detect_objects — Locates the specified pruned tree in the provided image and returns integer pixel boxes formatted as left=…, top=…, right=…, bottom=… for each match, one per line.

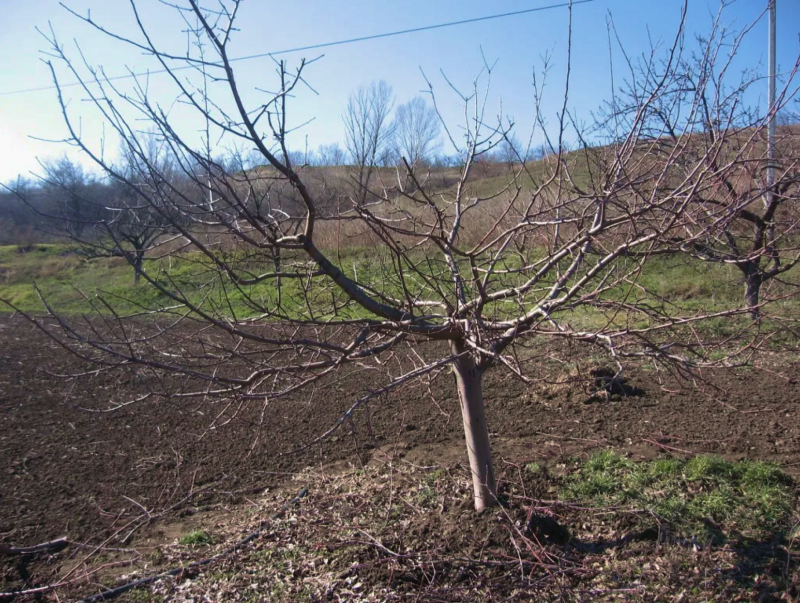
left=102, top=173, right=178, bottom=285
left=33, top=135, right=185, bottom=283
left=494, top=133, right=545, bottom=167
left=597, top=7, right=800, bottom=320
left=392, top=96, right=440, bottom=167
left=9, top=0, right=798, bottom=513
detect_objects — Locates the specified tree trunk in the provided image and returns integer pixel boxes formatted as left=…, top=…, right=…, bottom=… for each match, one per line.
left=133, top=250, right=144, bottom=285
left=452, top=340, right=497, bottom=511
left=743, top=264, right=761, bottom=321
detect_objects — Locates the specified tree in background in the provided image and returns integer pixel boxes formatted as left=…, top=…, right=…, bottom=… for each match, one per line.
left=38, top=156, right=105, bottom=239
left=392, top=96, right=440, bottom=167
left=0, top=178, right=47, bottom=247
left=19, top=137, right=186, bottom=284
left=0, top=158, right=97, bottom=247
left=494, top=133, right=527, bottom=167
left=8, top=0, right=798, bottom=512
left=597, top=9, right=800, bottom=320
left=102, top=136, right=186, bottom=284
left=343, top=80, right=395, bottom=198
left=314, top=143, right=346, bottom=167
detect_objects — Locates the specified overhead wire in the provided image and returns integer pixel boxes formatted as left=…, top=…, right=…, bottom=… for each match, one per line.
left=0, top=0, right=594, bottom=97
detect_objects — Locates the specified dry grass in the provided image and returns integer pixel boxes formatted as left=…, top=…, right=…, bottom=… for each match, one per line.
left=62, top=452, right=800, bottom=602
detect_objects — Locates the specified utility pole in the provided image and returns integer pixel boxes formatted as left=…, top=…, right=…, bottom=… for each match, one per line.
left=767, top=0, right=776, bottom=196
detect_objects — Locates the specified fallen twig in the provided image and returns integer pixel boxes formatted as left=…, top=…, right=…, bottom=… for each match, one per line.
left=0, top=537, right=68, bottom=556
left=642, top=438, right=695, bottom=458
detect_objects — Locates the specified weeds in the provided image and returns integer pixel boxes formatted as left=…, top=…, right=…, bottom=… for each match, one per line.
left=178, top=530, right=214, bottom=546
left=30, top=455, right=798, bottom=602
left=127, top=589, right=157, bottom=603
left=525, top=462, right=542, bottom=475
left=562, top=450, right=796, bottom=542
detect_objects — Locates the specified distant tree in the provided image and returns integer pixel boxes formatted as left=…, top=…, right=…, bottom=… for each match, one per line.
left=777, top=109, right=800, bottom=127
left=0, top=177, right=44, bottom=246
left=38, top=155, right=104, bottom=238
left=42, top=138, right=184, bottom=284
left=0, top=157, right=102, bottom=246
left=392, top=96, right=440, bottom=167
left=528, top=144, right=547, bottom=161
left=343, top=80, right=395, bottom=198
left=315, top=143, right=346, bottom=166
left=495, top=133, right=525, bottom=167
left=285, top=149, right=309, bottom=168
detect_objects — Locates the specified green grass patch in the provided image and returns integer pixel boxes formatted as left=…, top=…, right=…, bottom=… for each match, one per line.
left=525, top=462, right=543, bottom=475
left=127, top=589, right=157, bottom=603
left=2, top=243, right=800, bottom=345
left=562, top=450, right=796, bottom=543
left=178, top=530, right=214, bottom=546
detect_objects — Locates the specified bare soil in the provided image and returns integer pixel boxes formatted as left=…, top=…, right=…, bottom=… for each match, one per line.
left=1, top=313, right=799, bottom=600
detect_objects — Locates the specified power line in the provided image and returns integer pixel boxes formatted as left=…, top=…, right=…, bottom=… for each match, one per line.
left=0, top=0, right=594, bottom=98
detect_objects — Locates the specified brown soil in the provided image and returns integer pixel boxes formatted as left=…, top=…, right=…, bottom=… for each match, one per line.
left=1, top=313, right=799, bottom=600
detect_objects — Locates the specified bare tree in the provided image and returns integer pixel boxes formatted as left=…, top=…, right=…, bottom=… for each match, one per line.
left=598, top=8, right=800, bottom=320
left=495, top=132, right=538, bottom=168
left=9, top=1, right=797, bottom=513
left=343, top=80, right=395, bottom=197
left=35, top=136, right=185, bottom=284
left=104, top=145, right=181, bottom=284
left=0, top=178, right=50, bottom=246
left=0, top=158, right=100, bottom=246
left=392, top=96, right=440, bottom=167
left=37, top=156, right=104, bottom=239
left=314, top=143, right=346, bottom=167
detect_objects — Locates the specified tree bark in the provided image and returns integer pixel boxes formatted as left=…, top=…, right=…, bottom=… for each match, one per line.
left=133, top=250, right=144, bottom=285
left=743, top=263, right=761, bottom=321
left=452, top=340, right=497, bottom=511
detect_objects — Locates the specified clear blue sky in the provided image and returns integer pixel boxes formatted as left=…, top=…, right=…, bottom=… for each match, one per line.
left=0, top=0, right=798, bottom=184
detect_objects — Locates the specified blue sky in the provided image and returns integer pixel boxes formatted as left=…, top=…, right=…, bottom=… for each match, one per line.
left=0, top=0, right=798, bottom=183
